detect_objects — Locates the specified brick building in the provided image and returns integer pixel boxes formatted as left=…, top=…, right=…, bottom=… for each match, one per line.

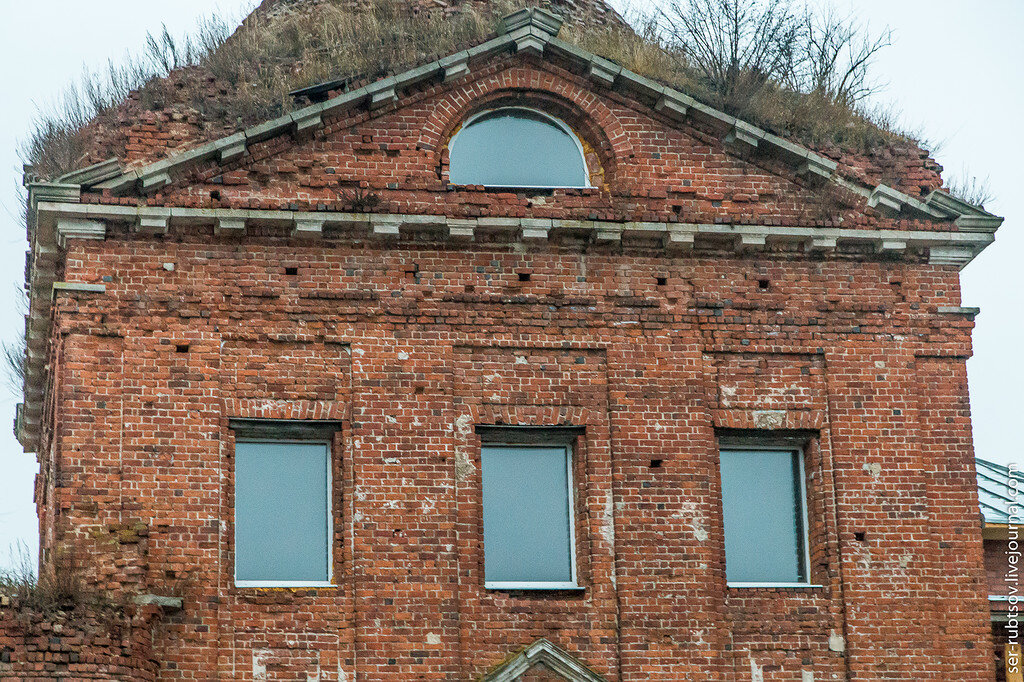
left=978, top=458, right=1023, bottom=682
left=2, top=1, right=1007, bottom=679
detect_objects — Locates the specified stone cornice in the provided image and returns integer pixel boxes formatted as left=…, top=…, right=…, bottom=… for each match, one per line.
left=482, top=638, right=605, bottom=682
left=35, top=202, right=994, bottom=264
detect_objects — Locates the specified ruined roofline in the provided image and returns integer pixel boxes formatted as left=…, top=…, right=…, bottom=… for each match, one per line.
left=46, top=8, right=1001, bottom=231
left=14, top=8, right=1003, bottom=454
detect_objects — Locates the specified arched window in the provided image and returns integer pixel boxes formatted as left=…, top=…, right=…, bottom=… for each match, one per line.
left=448, top=107, right=589, bottom=188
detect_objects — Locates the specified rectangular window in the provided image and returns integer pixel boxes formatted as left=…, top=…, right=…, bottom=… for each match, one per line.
left=481, top=444, right=578, bottom=589
left=234, top=440, right=332, bottom=587
left=720, top=447, right=810, bottom=586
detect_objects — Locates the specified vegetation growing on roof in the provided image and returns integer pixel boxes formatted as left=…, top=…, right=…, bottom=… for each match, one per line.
left=944, top=170, right=994, bottom=210
left=0, top=543, right=98, bottom=613
left=22, top=0, right=926, bottom=182
left=567, top=0, right=903, bottom=151
left=2, top=288, right=27, bottom=399
left=23, top=0, right=520, bottom=179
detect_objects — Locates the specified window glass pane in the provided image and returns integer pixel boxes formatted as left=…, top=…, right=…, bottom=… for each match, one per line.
left=481, top=446, right=573, bottom=583
left=235, top=441, right=329, bottom=582
left=449, top=108, right=588, bottom=187
left=720, top=449, right=805, bottom=583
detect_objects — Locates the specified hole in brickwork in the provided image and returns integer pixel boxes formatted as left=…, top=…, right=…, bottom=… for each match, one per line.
left=465, top=285, right=475, bottom=293
left=758, top=278, right=770, bottom=290
left=285, top=267, right=298, bottom=276
left=518, top=272, right=532, bottom=282
left=854, top=531, right=867, bottom=542
left=210, top=190, right=221, bottom=201
left=649, top=459, right=664, bottom=468
left=175, top=344, right=190, bottom=353
left=656, top=276, right=668, bottom=287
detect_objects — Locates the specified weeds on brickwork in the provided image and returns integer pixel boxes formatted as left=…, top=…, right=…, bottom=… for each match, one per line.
left=200, top=0, right=519, bottom=121
left=22, top=0, right=929, bottom=181
left=20, top=15, right=237, bottom=179
left=0, top=542, right=91, bottom=612
left=569, top=0, right=909, bottom=151
left=2, top=286, right=28, bottom=399
left=340, top=188, right=382, bottom=212
left=21, top=0, right=517, bottom=178
left=945, top=168, right=995, bottom=209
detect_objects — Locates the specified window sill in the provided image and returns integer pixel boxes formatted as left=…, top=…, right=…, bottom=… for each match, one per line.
left=728, top=582, right=823, bottom=589
left=450, top=184, right=591, bottom=190
left=485, top=582, right=584, bottom=591
left=235, top=581, right=335, bottom=588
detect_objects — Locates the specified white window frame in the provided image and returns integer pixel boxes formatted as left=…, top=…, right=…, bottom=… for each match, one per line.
left=720, top=444, right=817, bottom=589
left=481, top=441, right=581, bottom=591
left=233, top=438, right=335, bottom=589
left=449, top=106, right=592, bottom=190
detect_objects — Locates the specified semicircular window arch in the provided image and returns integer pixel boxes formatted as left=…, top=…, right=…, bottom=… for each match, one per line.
left=449, top=107, right=590, bottom=188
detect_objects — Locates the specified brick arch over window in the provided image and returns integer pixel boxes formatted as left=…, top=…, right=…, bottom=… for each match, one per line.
left=424, top=77, right=625, bottom=190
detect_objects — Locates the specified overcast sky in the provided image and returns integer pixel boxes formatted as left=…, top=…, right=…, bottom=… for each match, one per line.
left=0, top=0, right=1020, bottom=571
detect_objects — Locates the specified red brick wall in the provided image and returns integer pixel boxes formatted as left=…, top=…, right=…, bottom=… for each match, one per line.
left=26, top=227, right=991, bottom=680
left=986, top=537, right=1021, bottom=682
left=992, top=621, right=1018, bottom=682
left=71, top=48, right=943, bottom=201
left=986, top=538, right=1022, bottom=598
left=0, top=604, right=158, bottom=680
left=86, top=58, right=945, bottom=234
left=28, top=55, right=994, bottom=681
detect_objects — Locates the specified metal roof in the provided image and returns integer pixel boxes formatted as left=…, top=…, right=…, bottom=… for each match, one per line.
left=977, top=457, right=1022, bottom=526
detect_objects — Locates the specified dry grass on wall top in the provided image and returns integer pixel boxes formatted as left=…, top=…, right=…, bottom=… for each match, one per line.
left=22, top=0, right=521, bottom=179
left=21, top=0, right=935, bottom=183
left=565, top=4, right=909, bottom=154
left=0, top=544, right=102, bottom=615
left=203, top=0, right=522, bottom=120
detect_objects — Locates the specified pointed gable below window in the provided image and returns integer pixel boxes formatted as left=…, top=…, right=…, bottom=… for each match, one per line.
left=482, top=639, right=606, bottom=682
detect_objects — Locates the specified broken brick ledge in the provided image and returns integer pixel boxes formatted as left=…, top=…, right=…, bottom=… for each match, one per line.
left=0, top=597, right=174, bottom=680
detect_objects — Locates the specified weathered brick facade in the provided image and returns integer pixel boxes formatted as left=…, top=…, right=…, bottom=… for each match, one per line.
left=4, top=6, right=1004, bottom=681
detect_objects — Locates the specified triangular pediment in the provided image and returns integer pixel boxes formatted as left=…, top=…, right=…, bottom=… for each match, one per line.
left=54, top=8, right=997, bottom=231
left=482, top=639, right=606, bottom=682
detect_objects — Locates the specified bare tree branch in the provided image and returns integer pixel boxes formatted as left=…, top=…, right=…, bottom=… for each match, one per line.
left=657, top=0, right=890, bottom=112
left=2, top=285, right=28, bottom=399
